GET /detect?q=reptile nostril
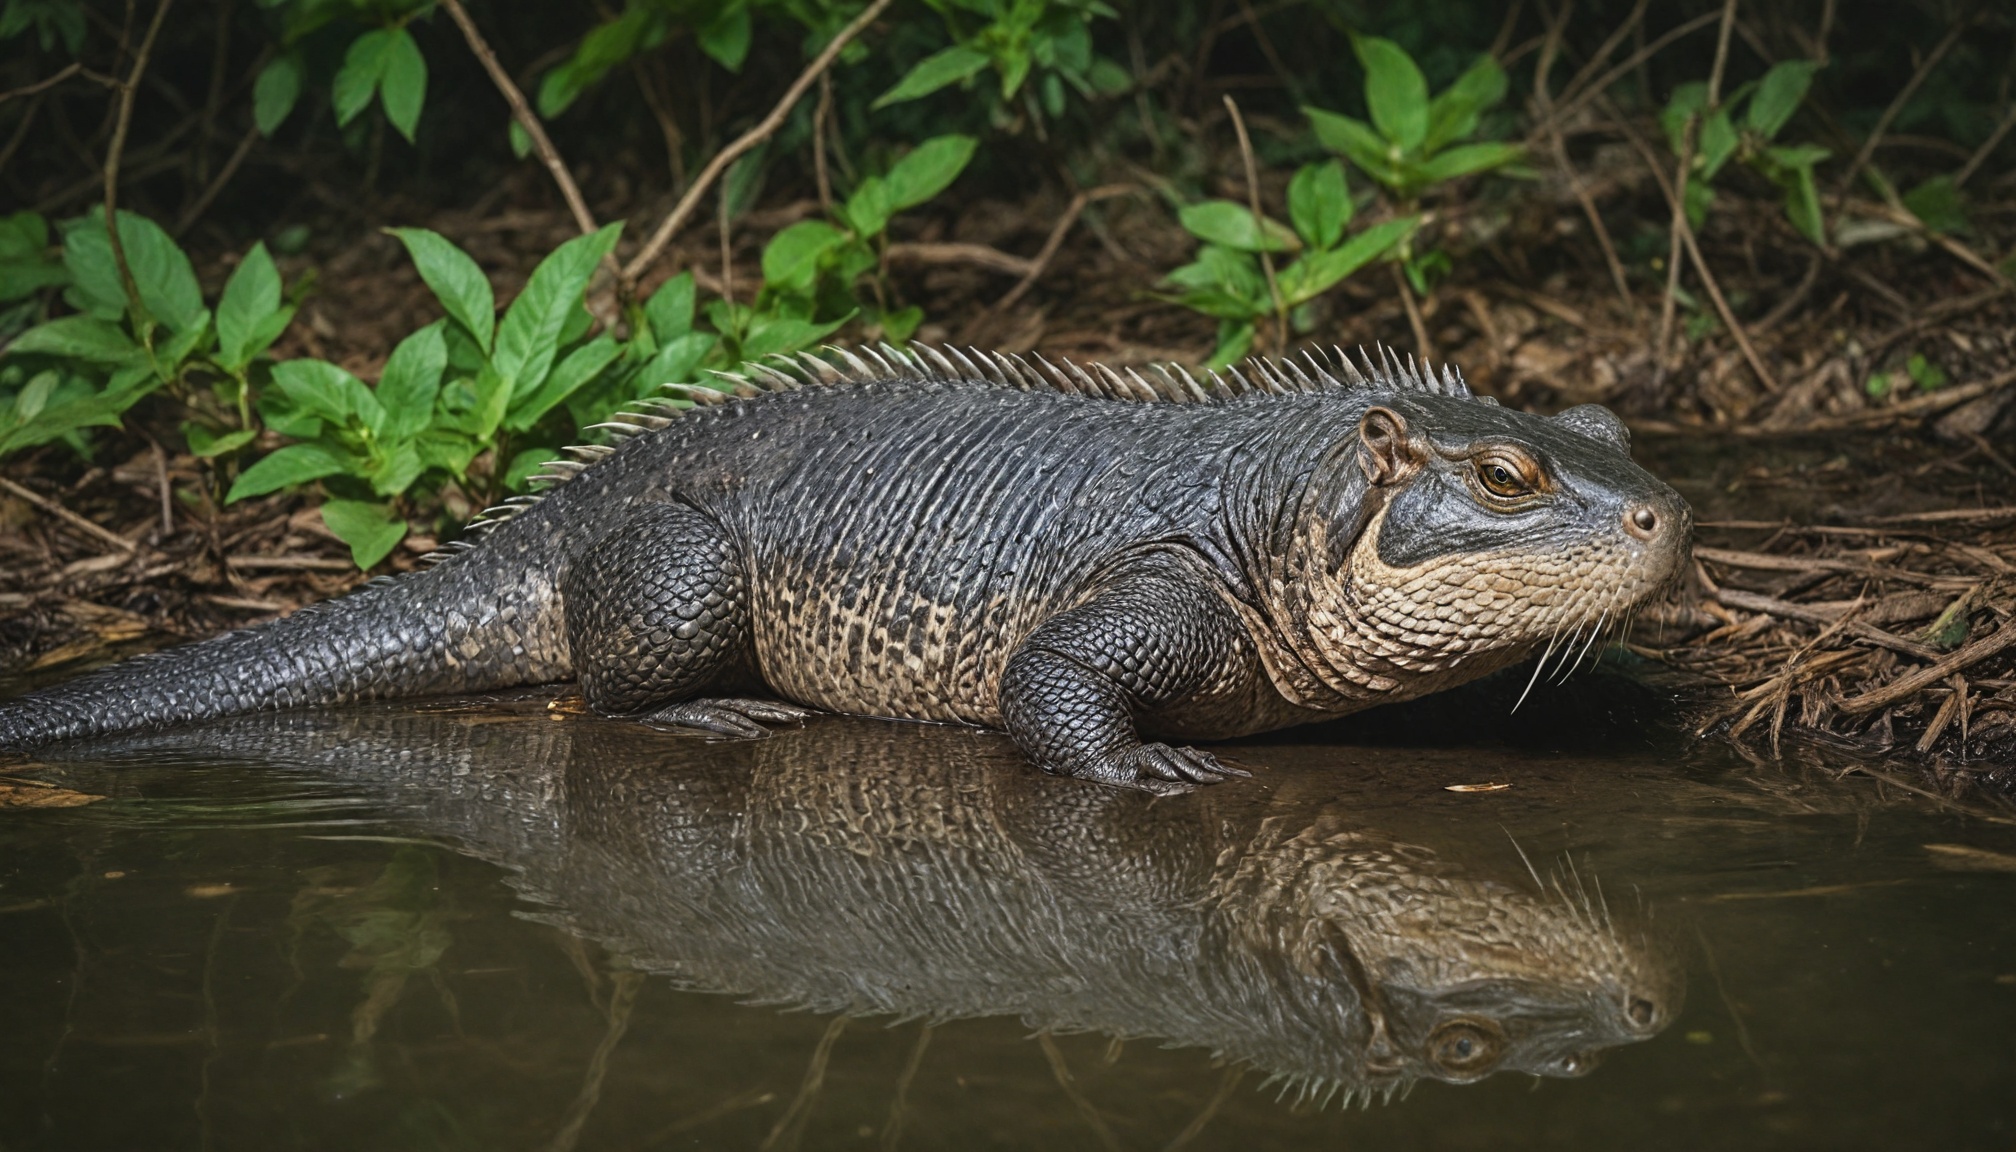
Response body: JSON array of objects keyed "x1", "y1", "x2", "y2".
[{"x1": 1626, "y1": 505, "x2": 1659, "y2": 539}]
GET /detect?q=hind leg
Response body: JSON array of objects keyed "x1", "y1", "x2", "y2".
[{"x1": 562, "y1": 502, "x2": 806, "y2": 737}]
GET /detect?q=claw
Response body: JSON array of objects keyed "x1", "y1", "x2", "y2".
[{"x1": 639, "y1": 697, "x2": 809, "y2": 739}]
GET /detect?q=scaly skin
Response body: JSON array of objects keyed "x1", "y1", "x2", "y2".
[
  {"x1": 0, "y1": 347, "x2": 1692, "y2": 791},
  {"x1": 45, "y1": 708, "x2": 1682, "y2": 1099}
]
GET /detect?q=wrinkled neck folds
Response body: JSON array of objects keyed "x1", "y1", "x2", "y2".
[{"x1": 1239, "y1": 494, "x2": 1657, "y2": 714}]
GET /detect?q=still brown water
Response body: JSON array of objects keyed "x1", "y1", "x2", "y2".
[{"x1": 2, "y1": 678, "x2": 2013, "y2": 1151}]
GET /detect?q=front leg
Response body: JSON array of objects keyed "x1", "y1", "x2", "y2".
[{"x1": 998, "y1": 556, "x2": 1255, "y2": 794}]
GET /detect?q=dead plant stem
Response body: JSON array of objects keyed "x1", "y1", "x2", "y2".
[
  {"x1": 1222, "y1": 95, "x2": 1285, "y2": 353},
  {"x1": 1835, "y1": 14, "x2": 1967, "y2": 196},
  {"x1": 623, "y1": 0, "x2": 895, "y2": 290},
  {"x1": 1536, "y1": 0, "x2": 1637, "y2": 316},
  {"x1": 103, "y1": 0, "x2": 174, "y2": 331}
]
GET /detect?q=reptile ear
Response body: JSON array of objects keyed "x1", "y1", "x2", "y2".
[{"x1": 1358, "y1": 407, "x2": 1420, "y2": 487}]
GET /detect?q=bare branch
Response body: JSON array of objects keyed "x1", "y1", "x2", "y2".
[
  {"x1": 104, "y1": 0, "x2": 175, "y2": 328},
  {"x1": 621, "y1": 0, "x2": 896, "y2": 289}
]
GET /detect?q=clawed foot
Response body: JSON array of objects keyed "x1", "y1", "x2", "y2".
[
  {"x1": 1085, "y1": 743, "x2": 1251, "y2": 795},
  {"x1": 640, "y1": 697, "x2": 810, "y2": 739}
]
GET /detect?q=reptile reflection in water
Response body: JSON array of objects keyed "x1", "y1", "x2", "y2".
[{"x1": 105, "y1": 703, "x2": 1681, "y2": 1106}]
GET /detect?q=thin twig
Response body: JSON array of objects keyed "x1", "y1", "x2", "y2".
[
  {"x1": 438, "y1": 0, "x2": 600, "y2": 243},
  {"x1": 0, "y1": 477, "x2": 136, "y2": 554},
  {"x1": 1612, "y1": 91, "x2": 1780, "y2": 394},
  {"x1": 103, "y1": 0, "x2": 176, "y2": 328},
  {"x1": 813, "y1": 70, "x2": 835, "y2": 216},
  {"x1": 1834, "y1": 15, "x2": 1968, "y2": 195},
  {"x1": 1955, "y1": 100, "x2": 2016, "y2": 189},
  {"x1": 759, "y1": 1016, "x2": 849, "y2": 1151},
  {"x1": 174, "y1": 122, "x2": 258, "y2": 236},
  {"x1": 1536, "y1": 1, "x2": 1637, "y2": 315},
  {"x1": 1555, "y1": 0, "x2": 1647, "y2": 114},
  {"x1": 1393, "y1": 263, "x2": 1434, "y2": 364},
  {"x1": 1837, "y1": 622, "x2": 2016, "y2": 715},
  {"x1": 1530, "y1": 10, "x2": 1721, "y2": 144},
  {"x1": 1223, "y1": 95, "x2": 1285, "y2": 353},
  {"x1": 623, "y1": 0, "x2": 896, "y2": 291},
  {"x1": 0, "y1": 62, "x2": 84, "y2": 104},
  {"x1": 150, "y1": 438, "x2": 172, "y2": 537},
  {"x1": 632, "y1": 56, "x2": 687, "y2": 197},
  {"x1": 878, "y1": 1023, "x2": 932, "y2": 1152},
  {"x1": 1037, "y1": 1033, "x2": 1124, "y2": 1152}
]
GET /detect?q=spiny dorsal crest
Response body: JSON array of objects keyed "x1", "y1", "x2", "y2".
[{"x1": 440, "y1": 342, "x2": 1473, "y2": 557}]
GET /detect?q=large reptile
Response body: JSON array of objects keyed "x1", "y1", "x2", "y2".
[
  {"x1": 46, "y1": 706, "x2": 1680, "y2": 1103},
  {"x1": 0, "y1": 345, "x2": 1691, "y2": 790}
]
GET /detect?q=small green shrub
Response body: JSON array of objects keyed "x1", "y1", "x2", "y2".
[
  {"x1": 1660, "y1": 60, "x2": 1829, "y2": 246},
  {"x1": 1162, "y1": 159, "x2": 1417, "y2": 367}
]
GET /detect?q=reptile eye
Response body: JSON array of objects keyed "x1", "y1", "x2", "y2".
[
  {"x1": 1426, "y1": 1019, "x2": 1505, "y2": 1077},
  {"x1": 1475, "y1": 456, "x2": 1533, "y2": 500}
]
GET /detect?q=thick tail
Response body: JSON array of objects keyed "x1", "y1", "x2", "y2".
[{"x1": 0, "y1": 548, "x2": 570, "y2": 750}]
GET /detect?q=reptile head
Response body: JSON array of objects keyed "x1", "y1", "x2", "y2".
[{"x1": 1280, "y1": 392, "x2": 1691, "y2": 700}]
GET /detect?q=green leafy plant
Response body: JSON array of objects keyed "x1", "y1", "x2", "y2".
[
  {"x1": 251, "y1": 0, "x2": 434, "y2": 144},
  {"x1": 2, "y1": 211, "x2": 297, "y2": 462},
  {"x1": 1162, "y1": 159, "x2": 1418, "y2": 367},
  {"x1": 1304, "y1": 37, "x2": 1522, "y2": 203},
  {"x1": 1660, "y1": 60, "x2": 1829, "y2": 246},
  {"x1": 874, "y1": 0, "x2": 1130, "y2": 124},
  {"x1": 1304, "y1": 36, "x2": 1521, "y2": 293},
  {"x1": 224, "y1": 224, "x2": 625, "y2": 566},
  {"x1": 1865, "y1": 351, "x2": 1947, "y2": 399},
  {"x1": 748, "y1": 132, "x2": 976, "y2": 348}
]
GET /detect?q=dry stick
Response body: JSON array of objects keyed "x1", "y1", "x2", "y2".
[
  {"x1": 813, "y1": 70, "x2": 835, "y2": 216},
  {"x1": 1164, "y1": 1066, "x2": 1246, "y2": 1150},
  {"x1": 174, "y1": 122, "x2": 257, "y2": 235},
  {"x1": 0, "y1": 62, "x2": 83, "y2": 104},
  {"x1": 989, "y1": 185, "x2": 1134, "y2": 314},
  {"x1": 878, "y1": 1023, "x2": 932, "y2": 1152},
  {"x1": 1393, "y1": 264, "x2": 1434, "y2": 364},
  {"x1": 1834, "y1": 16, "x2": 1967, "y2": 196},
  {"x1": 1612, "y1": 96, "x2": 1779, "y2": 394},
  {"x1": 0, "y1": 477, "x2": 135, "y2": 554},
  {"x1": 102, "y1": 0, "x2": 175, "y2": 329},
  {"x1": 1554, "y1": 0, "x2": 1647, "y2": 117},
  {"x1": 0, "y1": 92, "x2": 46, "y2": 174},
  {"x1": 149, "y1": 439, "x2": 171, "y2": 537},
  {"x1": 632, "y1": 56, "x2": 686, "y2": 196},
  {"x1": 758, "y1": 1016, "x2": 849, "y2": 1152},
  {"x1": 1222, "y1": 95, "x2": 1285, "y2": 354},
  {"x1": 1535, "y1": 1, "x2": 1637, "y2": 316},
  {"x1": 1955, "y1": 100, "x2": 2016, "y2": 189},
  {"x1": 438, "y1": 0, "x2": 599, "y2": 243},
  {"x1": 623, "y1": 0, "x2": 896, "y2": 291},
  {"x1": 1837, "y1": 622, "x2": 2016, "y2": 715},
  {"x1": 1535, "y1": 10, "x2": 1721, "y2": 144}
]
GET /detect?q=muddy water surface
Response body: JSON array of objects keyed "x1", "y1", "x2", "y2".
[{"x1": 2, "y1": 687, "x2": 2013, "y2": 1151}]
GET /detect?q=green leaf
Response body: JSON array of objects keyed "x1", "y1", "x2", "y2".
[
  {"x1": 1746, "y1": 60, "x2": 1819, "y2": 141},
  {"x1": 503, "y1": 445, "x2": 559, "y2": 491},
  {"x1": 11, "y1": 371, "x2": 54, "y2": 423},
  {"x1": 7, "y1": 315, "x2": 140, "y2": 363},
  {"x1": 636, "y1": 330, "x2": 715, "y2": 389},
  {"x1": 388, "y1": 228, "x2": 495, "y2": 351},
  {"x1": 1424, "y1": 54, "x2": 1507, "y2": 153},
  {"x1": 1413, "y1": 141, "x2": 1524, "y2": 185},
  {"x1": 227, "y1": 442, "x2": 350, "y2": 501},
  {"x1": 216, "y1": 241, "x2": 282, "y2": 370},
  {"x1": 507, "y1": 333, "x2": 620, "y2": 432},
  {"x1": 1288, "y1": 160, "x2": 1351, "y2": 250},
  {"x1": 61, "y1": 211, "x2": 205, "y2": 333},
  {"x1": 1755, "y1": 146, "x2": 1830, "y2": 246},
  {"x1": 254, "y1": 54, "x2": 303, "y2": 136},
  {"x1": 257, "y1": 386, "x2": 321, "y2": 439},
  {"x1": 843, "y1": 176, "x2": 893, "y2": 239},
  {"x1": 1304, "y1": 106, "x2": 1403, "y2": 190},
  {"x1": 272, "y1": 358, "x2": 379, "y2": 431},
  {"x1": 492, "y1": 222, "x2": 621, "y2": 399},
  {"x1": 182, "y1": 423, "x2": 257, "y2": 457},
  {"x1": 537, "y1": 6, "x2": 655, "y2": 118},
  {"x1": 742, "y1": 313, "x2": 850, "y2": 360},
  {"x1": 1206, "y1": 320, "x2": 1255, "y2": 370},
  {"x1": 1276, "y1": 216, "x2": 1416, "y2": 306},
  {"x1": 874, "y1": 45, "x2": 990, "y2": 109},
  {"x1": 696, "y1": 1, "x2": 752, "y2": 71},
  {"x1": 761, "y1": 220, "x2": 848, "y2": 295},
  {"x1": 1178, "y1": 201, "x2": 1299, "y2": 253},
  {"x1": 1660, "y1": 82, "x2": 1709, "y2": 156},
  {"x1": 366, "y1": 441, "x2": 422, "y2": 496},
  {"x1": 508, "y1": 120, "x2": 533, "y2": 159},
  {"x1": 884, "y1": 135, "x2": 978, "y2": 211},
  {"x1": 333, "y1": 28, "x2": 395, "y2": 128},
  {"x1": 320, "y1": 499, "x2": 406, "y2": 568},
  {"x1": 1905, "y1": 351, "x2": 1948, "y2": 390},
  {"x1": 1695, "y1": 108, "x2": 1739, "y2": 182},
  {"x1": 643, "y1": 271, "x2": 695, "y2": 341},
  {"x1": 1903, "y1": 175, "x2": 1967, "y2": 235},
  {"x1": 877, "y1": 304, "x2": 924, "y2": 344},
  {"x1": 379, "y1": 27, "x2": 427, "y2": 143},
  {"x1": 1351, "y1": 34, "x2": 1429, "y2": 151},
  {"x1": 377, "y1": 321, "x2": 447, "y2": 440}
]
